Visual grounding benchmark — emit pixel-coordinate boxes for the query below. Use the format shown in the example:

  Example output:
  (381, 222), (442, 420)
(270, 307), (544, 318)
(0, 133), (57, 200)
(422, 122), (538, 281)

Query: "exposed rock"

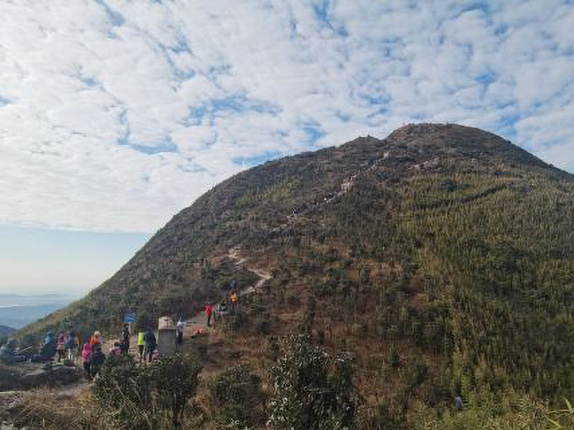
(0, 363), (81, 392)
(20, 364), (81, 388)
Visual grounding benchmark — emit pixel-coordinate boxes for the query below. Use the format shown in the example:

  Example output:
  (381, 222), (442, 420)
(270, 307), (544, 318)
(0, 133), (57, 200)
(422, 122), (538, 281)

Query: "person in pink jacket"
(81, 343), (92, 378)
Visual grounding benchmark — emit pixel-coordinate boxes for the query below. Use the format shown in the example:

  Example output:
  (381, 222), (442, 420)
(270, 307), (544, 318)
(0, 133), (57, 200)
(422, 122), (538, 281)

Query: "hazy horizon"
(0, 223), (150, 296)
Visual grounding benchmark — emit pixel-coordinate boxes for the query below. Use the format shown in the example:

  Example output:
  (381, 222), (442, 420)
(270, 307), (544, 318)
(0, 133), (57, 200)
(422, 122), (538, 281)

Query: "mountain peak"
(387, 122), (511, 148)
(17, 121), (574, 419)
(384, 122), (552, 170)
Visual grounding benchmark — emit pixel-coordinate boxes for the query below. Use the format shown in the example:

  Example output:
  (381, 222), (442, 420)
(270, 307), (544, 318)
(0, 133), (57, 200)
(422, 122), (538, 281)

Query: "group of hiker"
(0, 324), (160, 380)
(1, 278), (243, 372)
(205, 280), (239, 327)
(56, 331), (79, 363)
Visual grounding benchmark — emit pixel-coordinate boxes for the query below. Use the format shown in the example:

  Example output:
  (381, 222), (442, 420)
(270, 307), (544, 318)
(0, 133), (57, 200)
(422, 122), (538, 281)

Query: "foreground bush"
(93, 354), (202, 430)
(209, 364), (266, 427)
(268, 334), (361, 430)
(151, 355), (202, 429)
(93, 355), (156, 429)
(413, 394), (574, 430)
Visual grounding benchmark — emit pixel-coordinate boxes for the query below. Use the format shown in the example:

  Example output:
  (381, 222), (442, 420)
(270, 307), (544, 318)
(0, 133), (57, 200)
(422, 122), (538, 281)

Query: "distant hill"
(0, 295), (72, 329)
(20, 124), (574, 422)
(0, 325), (16, 336)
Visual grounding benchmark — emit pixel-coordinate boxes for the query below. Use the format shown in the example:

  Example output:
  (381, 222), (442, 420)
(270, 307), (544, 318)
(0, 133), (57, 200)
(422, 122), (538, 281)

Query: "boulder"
(0, 363), (81, 392)
(20, 364), (81, 388)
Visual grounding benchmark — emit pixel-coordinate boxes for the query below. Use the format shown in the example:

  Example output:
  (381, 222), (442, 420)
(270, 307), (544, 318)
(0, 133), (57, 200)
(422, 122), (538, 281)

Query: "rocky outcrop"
(0, 363), (81, 392)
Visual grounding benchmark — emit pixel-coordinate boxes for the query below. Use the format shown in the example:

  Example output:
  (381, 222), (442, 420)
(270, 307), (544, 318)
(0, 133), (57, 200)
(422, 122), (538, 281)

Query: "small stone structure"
(157, 317), (177, 357)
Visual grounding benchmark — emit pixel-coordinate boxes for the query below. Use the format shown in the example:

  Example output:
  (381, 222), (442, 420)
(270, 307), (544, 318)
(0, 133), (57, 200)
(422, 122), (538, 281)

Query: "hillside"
(19, 123), (574, 425)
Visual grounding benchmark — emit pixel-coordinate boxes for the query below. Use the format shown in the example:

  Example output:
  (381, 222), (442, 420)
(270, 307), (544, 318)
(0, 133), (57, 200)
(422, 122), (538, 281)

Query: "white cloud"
(0, 0), (573, 232)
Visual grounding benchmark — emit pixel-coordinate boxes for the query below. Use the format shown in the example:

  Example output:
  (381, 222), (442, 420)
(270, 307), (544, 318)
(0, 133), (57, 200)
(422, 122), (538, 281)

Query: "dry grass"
(9, 388), (95, 429)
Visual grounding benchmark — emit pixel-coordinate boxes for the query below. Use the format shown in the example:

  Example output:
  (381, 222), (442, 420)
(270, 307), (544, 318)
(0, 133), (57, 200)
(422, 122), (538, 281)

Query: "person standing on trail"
(176, 319), (184, 344)
(206, 303), (213, 327)
(110, 341), (122, 356)
(215, 300), (227, 322)
(454, 396), (464, 411)
(81, 343), (92, 378)
(56, 333), (66, 362)
(219, 300), (228, 313)
(137, 329), (145, 362)
(144, 327), (157, 364)
(90, 331), (102, 350)
(91, 347), (105, 378)
(230, 292), (238, 314)
(121, 323), (130, 355)
(66, 332), (79, 363)
(230, 279), (237, 291)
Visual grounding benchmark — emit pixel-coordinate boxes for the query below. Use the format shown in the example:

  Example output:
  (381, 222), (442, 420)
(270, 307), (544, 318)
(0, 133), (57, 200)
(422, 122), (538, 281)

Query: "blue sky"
(0, 0), (573, 294)
(0, 224), (149, 295)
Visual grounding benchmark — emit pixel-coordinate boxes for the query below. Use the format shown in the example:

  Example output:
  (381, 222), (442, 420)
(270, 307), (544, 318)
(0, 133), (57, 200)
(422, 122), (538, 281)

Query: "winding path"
(227, 247), (272, 295)
(184, 247), (271, 333)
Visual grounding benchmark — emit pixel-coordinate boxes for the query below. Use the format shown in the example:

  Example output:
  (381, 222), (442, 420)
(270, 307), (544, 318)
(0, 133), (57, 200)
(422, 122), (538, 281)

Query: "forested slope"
(19, 123), (574, 425)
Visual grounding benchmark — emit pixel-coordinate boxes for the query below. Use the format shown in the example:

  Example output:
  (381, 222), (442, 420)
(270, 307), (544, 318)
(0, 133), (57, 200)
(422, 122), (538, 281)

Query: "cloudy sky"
(1, 0), (573, 293)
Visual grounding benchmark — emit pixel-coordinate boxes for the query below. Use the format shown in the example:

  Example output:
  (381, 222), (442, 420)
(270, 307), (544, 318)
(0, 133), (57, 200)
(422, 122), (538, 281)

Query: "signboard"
(123, 312), (138, 323)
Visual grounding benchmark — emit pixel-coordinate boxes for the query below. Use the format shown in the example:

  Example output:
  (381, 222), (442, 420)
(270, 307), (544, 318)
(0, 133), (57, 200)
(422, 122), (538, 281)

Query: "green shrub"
(266, 336), (280, 361)
(93, 354), (202, 430)
(227, 311), (247, 331)
(209, 364), (266, 427)
(390, 349), (401, 369)
(268, 334), (361, 430)
(151, 355), (202, 429)
(93, 355), (155, 430)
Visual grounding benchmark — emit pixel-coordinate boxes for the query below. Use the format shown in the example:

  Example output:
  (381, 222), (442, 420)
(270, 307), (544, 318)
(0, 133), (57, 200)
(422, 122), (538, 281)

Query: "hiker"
(81, 343), (92, 378)
(90, 331), (102, 350)
(110, 341), (122, 356)
(215, 300), (228, 322)
(56, 333), (67, 362)
(206, 303), (213, 327)
(0, 339), (27, 364)
(230, 292), (238, 314)
(230, 279), (237, 291)
(144, 328), (157, 363)
(137, 329), (145, 362)
(44, 331), (56, 347)
(454, 396), (464, 411)
(91, 347), (105, 378)
(66, 332), (78, 363)
(121, 324), (130, 355)
(39, 331), (57, 361)
(176, 319), (184, 345)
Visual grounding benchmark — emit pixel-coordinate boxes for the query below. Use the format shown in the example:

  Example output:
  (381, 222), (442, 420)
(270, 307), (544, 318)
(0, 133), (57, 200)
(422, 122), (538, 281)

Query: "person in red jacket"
(205, 303), (213, 327)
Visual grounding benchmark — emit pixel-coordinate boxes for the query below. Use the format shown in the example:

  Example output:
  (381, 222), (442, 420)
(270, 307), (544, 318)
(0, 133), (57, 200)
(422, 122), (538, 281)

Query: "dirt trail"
(103, 247), (272, 347)
(182, 247), (271, 334)
(227, 246), (272, 295)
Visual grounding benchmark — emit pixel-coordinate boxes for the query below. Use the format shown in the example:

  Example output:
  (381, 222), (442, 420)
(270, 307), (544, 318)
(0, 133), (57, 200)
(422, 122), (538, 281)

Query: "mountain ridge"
(20, 123), (571, 334)
(0, 325), (16, 336)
